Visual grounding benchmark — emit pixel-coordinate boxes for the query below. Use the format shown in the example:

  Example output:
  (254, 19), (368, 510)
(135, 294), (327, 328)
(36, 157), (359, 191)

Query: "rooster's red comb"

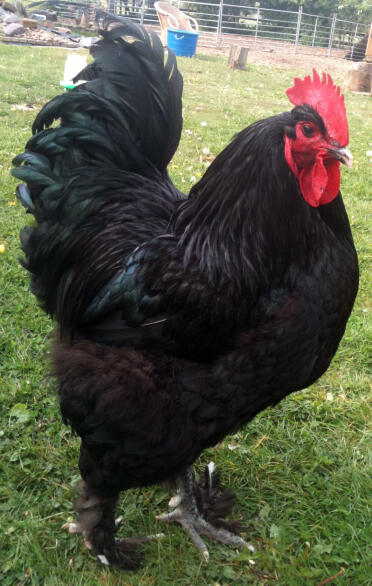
(286, 69), (348, 147)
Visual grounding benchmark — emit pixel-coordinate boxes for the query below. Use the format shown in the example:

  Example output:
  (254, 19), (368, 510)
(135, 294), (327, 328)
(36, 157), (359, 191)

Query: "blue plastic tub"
(167, 28), (199, 57)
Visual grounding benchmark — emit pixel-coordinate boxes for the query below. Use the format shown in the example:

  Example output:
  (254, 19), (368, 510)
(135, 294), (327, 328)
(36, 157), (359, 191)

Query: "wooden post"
(228, 45), (249, 70)
(366, 23), (372, 61)
(80, 12), (89, 29)
(346, 64), (372, 93)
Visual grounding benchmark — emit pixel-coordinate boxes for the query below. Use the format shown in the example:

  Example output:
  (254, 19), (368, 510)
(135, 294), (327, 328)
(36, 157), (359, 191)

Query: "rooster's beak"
(327, 146), (353, 168)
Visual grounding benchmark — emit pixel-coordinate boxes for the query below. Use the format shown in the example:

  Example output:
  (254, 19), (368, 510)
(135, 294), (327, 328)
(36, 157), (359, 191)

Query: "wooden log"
(346, 62), (372, 93)
(228, 45), (249, 70)
(21, 18), (39, 30)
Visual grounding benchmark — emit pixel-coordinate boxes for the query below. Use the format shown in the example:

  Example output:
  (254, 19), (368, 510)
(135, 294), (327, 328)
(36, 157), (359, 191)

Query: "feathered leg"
(64, 482), (144, 570)
(157, 464), (254, 561)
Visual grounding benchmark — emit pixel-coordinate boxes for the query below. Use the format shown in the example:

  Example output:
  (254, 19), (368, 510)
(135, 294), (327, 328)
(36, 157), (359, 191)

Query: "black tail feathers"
(30, 14), (183, 175)
(12, 16), (183, 322)
(13, 14), (183, 193)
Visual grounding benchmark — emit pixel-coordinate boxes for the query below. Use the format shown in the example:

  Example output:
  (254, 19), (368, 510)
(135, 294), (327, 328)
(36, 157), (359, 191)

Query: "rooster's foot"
(157, 464), (254, 561)
(157, 506), (252, 561)
(64, 482), (150, 570)
(62, 520), (93, 550)
(63, 509), (164, 569)
(63, 518), (164, 568)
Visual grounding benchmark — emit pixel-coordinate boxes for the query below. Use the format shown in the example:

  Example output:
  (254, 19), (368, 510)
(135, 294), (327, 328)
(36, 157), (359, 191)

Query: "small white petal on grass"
(201, 121), (207, 127)
(326, 392), (334, 402)
(228, 443), (239, 451)
(366, 150), (372, 157)
(202, 147), (210, 155)
(363, 308), (367, 313)
(190, 176), (196, 182)
(185, 129), (193, 135)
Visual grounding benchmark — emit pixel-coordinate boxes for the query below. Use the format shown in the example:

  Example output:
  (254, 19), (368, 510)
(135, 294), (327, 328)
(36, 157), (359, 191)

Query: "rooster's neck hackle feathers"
(172, 113), (315, 298)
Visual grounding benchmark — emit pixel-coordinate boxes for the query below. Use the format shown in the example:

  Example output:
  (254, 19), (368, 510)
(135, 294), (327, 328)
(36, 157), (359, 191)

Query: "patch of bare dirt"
(198, 42), (351, 77)
(248, 50), (351, 77)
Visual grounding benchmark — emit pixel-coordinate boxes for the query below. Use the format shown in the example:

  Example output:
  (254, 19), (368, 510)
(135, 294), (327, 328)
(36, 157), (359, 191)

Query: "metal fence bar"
(254, 7), (259, 48)
(294, 5), (302, 54)
(350, 22), (358, 60)
(140, 1), (145, 25)
(217, 0), (223, 46)
(328, 13), (337, 56)
(312, 17), (319, 47)
(223, 2), (298, 15)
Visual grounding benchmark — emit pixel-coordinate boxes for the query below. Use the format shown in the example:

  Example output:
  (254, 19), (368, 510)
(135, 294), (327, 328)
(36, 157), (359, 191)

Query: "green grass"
(0, 45), (371, 585)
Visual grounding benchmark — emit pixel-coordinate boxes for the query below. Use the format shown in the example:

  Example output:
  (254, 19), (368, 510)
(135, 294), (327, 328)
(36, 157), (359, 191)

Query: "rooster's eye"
(302, 124), (315, 137)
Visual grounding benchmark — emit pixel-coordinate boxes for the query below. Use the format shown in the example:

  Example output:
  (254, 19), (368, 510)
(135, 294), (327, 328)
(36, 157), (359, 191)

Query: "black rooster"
(13, 13), (358, 570)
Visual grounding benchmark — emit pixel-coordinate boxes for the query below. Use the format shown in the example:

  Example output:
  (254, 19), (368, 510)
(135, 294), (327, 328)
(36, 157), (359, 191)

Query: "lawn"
(0, 43), (371, 586)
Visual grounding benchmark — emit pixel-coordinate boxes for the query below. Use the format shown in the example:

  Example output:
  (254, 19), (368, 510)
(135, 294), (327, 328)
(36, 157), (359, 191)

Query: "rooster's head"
(284, 69), (351, 208)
